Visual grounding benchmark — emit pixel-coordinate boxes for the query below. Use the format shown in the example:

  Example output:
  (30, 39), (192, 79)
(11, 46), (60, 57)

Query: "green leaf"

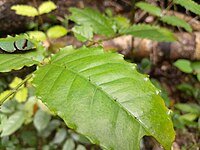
(38, 1), (57, 15)
(0, 35), (35, 52)
(33, 109), (51, 132)
(160, 16), (192, 32)
(174, 59), (193, 73)
(11, 5), (38, 17)
(173, 0), (200, 16)
(0, 50), (42, 72)
(1, 111), (25, 137)
(27, 31), (47, 41)
(113, 15), (130, 31)
(76, 145), (86, 150)
(62, 139), (75, 150)
(33, 47), (175, 150)
(69, 7), (115, 36)
(47, 25), (68, 39)
(72, 25), (93, 42)
(120, 24), (176, 42)
(52, 128), (67, 144)
(136, 2), (162, 16)
(15, 88), (28, 103)
(175, 103), (200, 114)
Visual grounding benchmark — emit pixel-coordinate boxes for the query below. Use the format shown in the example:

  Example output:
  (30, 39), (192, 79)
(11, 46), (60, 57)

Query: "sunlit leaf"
(47, 25), (68, 39)
(11, 5), (38, 17)
(38, 1), (57, 15)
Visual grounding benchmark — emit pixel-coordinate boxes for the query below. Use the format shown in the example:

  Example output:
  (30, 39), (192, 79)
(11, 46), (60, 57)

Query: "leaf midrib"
(51, 63), (151, 136)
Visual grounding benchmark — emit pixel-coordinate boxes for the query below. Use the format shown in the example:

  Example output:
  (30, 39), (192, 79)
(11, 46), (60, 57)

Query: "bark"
(102, 32), (200, 63)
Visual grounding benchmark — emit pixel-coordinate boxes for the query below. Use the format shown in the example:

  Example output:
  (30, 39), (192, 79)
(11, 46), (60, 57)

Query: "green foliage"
(69, 7), (116, 36)
(120, 24), (176, 42)
(72, 25), (93, 42)
(136, 2), (162, 17)
(160, 16), (192, 32)
(11, 1), (57, 17)
(47, 25), (68, 39)
(38, 1), (57, 15)
(28, 31), (47, 41)
(173, 0), (200, 15)
(174, 59), (200, 82)
(11, 5), (38, 17)
(1, 111), (25, 137)
(174, 59), (193, 73)
(33, 109), (51, 132)
(0, 34), (35, 52)
(33, 46), (175, 150)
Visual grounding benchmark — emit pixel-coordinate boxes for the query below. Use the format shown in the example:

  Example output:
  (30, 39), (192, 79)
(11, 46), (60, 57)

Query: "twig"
(86, 34), (121, 47)
(0, 74), (33, 106)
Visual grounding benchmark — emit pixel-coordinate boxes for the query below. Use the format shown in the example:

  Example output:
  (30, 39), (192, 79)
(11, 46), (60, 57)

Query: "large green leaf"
(120, 24), (176, 42)
(33, 47), (175, 150)
(69, 8), (115, 36)
(173, 0), (200, 16)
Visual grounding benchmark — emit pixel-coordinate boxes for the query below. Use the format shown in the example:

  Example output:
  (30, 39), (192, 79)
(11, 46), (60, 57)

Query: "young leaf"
(174, 59), (193, 73)
(120, 24), (176, 42)
(28, 31), (47, 41)
(11, 5), (38, 17)
(72, 25), (93, 42)
(38, 1), (57, 15)
(160, 16), (192, 32)
(15, 88), (28, 103)
(173, 0), (200, 15)
(1, 111), (25, 137)
(136, 2), (162, 17)
(33, 47), (175, 150)
(69, 7), (115, 36)
(33, 109), (51, 132)
(47, 25), (68, 39)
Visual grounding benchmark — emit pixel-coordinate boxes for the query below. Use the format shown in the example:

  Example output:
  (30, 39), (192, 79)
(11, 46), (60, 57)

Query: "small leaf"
(136, 2), (162, 16)
(120, 24), (176, 42)
(175, 103), (200, 114)
(27, 31), (47, 41)
(1, 111), (25, 137)
(160, 16), (192, 32)
(174, 59), (193, 73)
(76, 145), (86, 150)
(11, 5), (38, 17)
(62, 139), (75, 150)
(72, 25), (93, 42)
(47, 25), (68, 39)
(33, 109), (51, 132)
(15, 88), (28, 103)
(52, 128), (67, 144)
(38, 1), (57, 15)
(173, 0), (200, 16)
(9, 77), (23, 89)
(69, 7), (115, 36)
(180, 113), (198, 122)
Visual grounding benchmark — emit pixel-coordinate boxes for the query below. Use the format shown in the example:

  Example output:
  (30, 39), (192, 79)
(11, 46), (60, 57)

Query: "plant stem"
(86, 34), (121, 47)
(131, 0), (136, 23)
(0, 74), (33, 106)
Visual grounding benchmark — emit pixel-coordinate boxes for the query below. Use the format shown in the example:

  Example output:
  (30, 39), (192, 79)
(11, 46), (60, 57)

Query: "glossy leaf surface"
(33, 47), (175, 150)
